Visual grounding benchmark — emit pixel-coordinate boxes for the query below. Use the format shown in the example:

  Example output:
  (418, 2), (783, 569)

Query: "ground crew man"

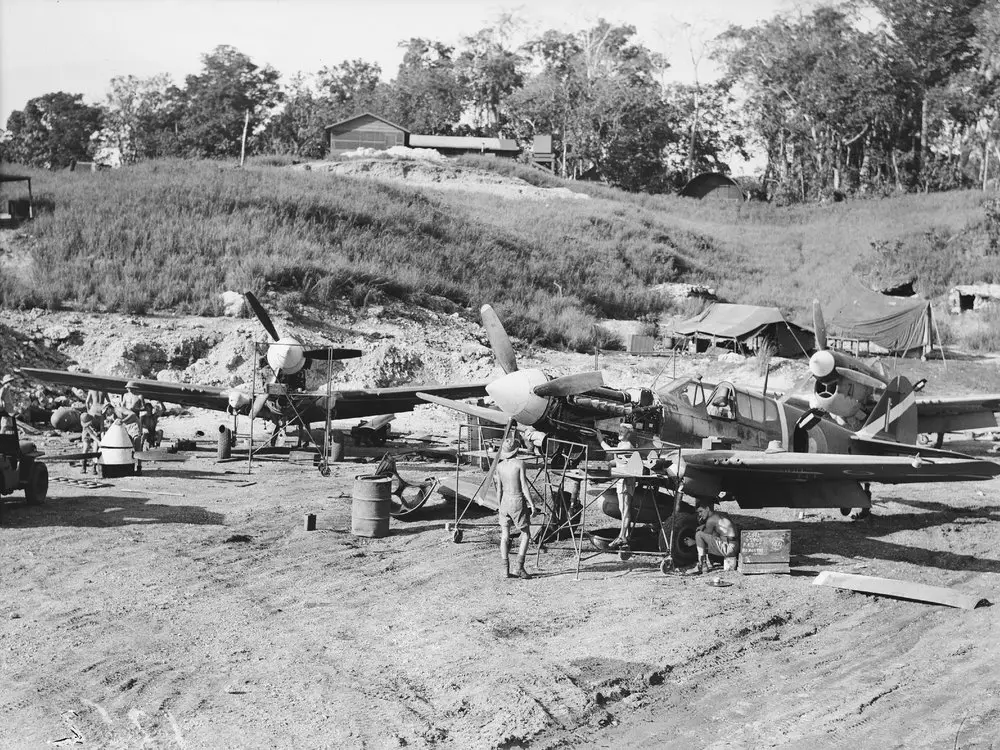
(493, 437), (537, 580)
(692, 498), (741, 573)
(80, 405), (104, 474)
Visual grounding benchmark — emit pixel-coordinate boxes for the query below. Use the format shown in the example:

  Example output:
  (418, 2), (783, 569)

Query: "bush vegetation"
(1, 158), (996, 349)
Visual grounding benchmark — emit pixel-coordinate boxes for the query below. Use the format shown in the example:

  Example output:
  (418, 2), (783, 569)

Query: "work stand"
(444, 429), (694, 579)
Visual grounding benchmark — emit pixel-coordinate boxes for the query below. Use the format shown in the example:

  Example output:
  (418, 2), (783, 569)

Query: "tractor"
(0, 417), (49, 515)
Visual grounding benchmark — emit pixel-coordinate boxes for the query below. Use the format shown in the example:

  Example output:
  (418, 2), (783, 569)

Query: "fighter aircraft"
(421, 305), (1000, 517)
(23, 291), (488, 441)
(798, 299), (1000, 445)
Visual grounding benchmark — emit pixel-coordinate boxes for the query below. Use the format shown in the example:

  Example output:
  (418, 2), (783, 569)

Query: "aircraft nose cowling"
(486, 369), (550, 425)
(809, 350), (836, 378)
(267, 337), (306, 375)
(227, 390), (250, 412)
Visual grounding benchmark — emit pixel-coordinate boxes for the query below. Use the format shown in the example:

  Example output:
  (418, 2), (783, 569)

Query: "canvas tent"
(824, 278), (935, 356)
(672, 303), (814, 357)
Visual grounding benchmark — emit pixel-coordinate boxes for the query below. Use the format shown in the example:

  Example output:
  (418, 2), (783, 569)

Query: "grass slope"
(1, 157), (997, 348)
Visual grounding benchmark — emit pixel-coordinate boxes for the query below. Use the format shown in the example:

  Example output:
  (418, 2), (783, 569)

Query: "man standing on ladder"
(494, 437), (537, 580)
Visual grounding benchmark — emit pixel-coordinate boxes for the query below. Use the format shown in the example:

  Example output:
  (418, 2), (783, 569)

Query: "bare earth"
(2, 304), (1000, 749)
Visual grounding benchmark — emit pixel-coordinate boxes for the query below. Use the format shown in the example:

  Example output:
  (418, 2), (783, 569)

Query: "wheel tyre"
(840, 507), (852, 517)
(670, 513), (699, 567)
(25, 462), (48, 504)
(660, 559), (672, 576)
(618, 548), (632, 562)
(452, 528), (464, 543)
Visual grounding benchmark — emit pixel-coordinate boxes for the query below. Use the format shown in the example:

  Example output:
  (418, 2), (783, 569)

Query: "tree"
(870, 0), (985, 188)
(97, 73), (183, 163)
(3, 92), (102, 167)
(456, 19), (525, 133)
(178, 45), (283, 158)
(381, 38), (467, 134)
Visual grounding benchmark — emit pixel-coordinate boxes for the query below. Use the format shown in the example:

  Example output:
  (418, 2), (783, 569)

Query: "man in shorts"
(692, 498), (741, 573)
(493, 437), (537, 580)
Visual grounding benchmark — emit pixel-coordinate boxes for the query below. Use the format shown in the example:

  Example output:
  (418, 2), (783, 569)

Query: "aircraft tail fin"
(858, 375), (918, 444)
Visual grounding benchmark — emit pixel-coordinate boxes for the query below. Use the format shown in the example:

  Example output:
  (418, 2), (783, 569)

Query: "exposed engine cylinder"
(567, 396), (631, 417)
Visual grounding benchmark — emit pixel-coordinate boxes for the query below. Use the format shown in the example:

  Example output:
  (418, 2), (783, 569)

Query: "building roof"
(678, 172), (745, 200)
(408, 134), (520, 152)
(324, 112), (409, 134)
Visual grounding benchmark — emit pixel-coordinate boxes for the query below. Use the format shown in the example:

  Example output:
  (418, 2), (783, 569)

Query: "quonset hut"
(678, 172), (746, 201)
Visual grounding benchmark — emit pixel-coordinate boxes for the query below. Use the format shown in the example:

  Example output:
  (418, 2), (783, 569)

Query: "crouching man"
(693, 498), (740, 573)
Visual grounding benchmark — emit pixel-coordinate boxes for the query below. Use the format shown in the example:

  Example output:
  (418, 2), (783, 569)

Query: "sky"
(0, 0), (819, 126)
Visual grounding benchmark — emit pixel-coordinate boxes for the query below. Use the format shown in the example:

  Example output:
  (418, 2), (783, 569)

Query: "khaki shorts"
(499, 501), (530, 533)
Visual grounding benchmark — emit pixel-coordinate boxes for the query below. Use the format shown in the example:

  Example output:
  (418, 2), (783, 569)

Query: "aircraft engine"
(567, 395), (631, 417)
(266, 337), (306, 375)
(485, 368), (550, 426)
(226, 390), (251, 413)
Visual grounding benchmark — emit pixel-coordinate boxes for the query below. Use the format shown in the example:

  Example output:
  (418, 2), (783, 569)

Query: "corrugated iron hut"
(679, 172), (746, 201)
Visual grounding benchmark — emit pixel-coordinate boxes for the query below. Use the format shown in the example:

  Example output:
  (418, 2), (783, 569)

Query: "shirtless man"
(693, 498), (740, 573)
(601, 423), (636, 548)
(493, 437), (537, 580)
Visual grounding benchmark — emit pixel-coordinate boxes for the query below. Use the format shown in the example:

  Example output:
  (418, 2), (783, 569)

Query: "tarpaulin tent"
(824, 278), (935, 356)
(672, 303), (814, 357)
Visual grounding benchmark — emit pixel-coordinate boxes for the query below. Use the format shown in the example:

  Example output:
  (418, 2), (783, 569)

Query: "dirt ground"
(2, 396), (1000, 749)
(2, 294), (1000, 748)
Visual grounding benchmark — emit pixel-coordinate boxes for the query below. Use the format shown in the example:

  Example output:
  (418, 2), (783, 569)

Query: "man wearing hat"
(0, 373), (18, 417)
(601, 423), (637, 548)
(80, 404), (105, 474)
(493, 436), (537, 580)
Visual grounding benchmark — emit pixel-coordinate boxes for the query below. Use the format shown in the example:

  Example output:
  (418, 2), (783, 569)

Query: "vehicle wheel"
(670, 513), (699, 567)
(24, 462), (48, 504)
(840, 507), (852, 517)
(452, 528), (464, 543)
(660, 559), (673, 576)
(317, 461), (330, 477)
(618, 547), (632, 562)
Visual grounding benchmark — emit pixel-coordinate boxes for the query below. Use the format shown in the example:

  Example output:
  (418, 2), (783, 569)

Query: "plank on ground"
(813, 570), (988, 609)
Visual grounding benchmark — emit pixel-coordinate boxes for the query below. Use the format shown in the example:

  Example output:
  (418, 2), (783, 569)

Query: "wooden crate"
(739, 528), (791, 575)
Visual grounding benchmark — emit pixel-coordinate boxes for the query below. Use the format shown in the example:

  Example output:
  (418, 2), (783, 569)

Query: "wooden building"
(324, 112), (523, 159)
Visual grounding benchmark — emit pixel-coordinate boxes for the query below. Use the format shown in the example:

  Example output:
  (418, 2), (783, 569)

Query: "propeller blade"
(480, 304), (518, 374)
(303, 347), (364, 361)
(779, 373), (814, 403)
(813, 299), (827, 351)
(533, 371), (605, 398)
(245, 291), (280, 342)
(838, 367), (887, 390)
(417, 392), (510, 425)
(250, 393), (269, 419)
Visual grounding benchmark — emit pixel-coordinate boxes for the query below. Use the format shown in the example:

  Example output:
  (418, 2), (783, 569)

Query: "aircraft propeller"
(244, 291), (363, 377)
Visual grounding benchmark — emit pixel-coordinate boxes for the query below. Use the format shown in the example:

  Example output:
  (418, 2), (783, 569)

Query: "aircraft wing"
(916, 395), (1000, 434)
(678, 448), (1000, 509)
(328, 382), (488, 420)
(22, 367), (246, 414)
(682, 449), (1000, 484)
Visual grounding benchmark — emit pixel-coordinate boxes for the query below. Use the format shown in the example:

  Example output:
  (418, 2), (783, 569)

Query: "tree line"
(2, 1), (998, 201)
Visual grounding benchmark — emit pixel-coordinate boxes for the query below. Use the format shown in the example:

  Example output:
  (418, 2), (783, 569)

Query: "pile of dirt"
(297, 155), (589, 202)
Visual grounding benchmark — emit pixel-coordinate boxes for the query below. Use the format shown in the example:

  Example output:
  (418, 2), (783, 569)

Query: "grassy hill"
(1, 156), (997, 349)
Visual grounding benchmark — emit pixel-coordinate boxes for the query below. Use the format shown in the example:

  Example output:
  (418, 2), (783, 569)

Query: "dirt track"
(3, 413), (1000, 749)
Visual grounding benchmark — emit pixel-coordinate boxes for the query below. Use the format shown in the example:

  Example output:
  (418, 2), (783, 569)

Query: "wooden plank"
(813, 571), (988, 609)
(436, 476), (498, 510)
(739, 560), (790, 575)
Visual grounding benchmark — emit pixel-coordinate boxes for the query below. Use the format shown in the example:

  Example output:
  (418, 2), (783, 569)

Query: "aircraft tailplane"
(858, 375), (918, 445)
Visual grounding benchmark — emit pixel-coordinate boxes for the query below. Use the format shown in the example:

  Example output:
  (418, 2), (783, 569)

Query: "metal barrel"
(329, 429), (344, 462)
(218, 425), (232, 460)
(351, 475), (391, 538)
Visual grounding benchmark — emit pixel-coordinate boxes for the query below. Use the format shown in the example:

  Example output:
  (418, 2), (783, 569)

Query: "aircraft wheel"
(618, 548), (632, 562)
(452, 528), (464, 544)
(24, 462), (48, 504)
(670, 513), (699, 566)
(840, 507), (852, 517)
(317, 461), (330, 478)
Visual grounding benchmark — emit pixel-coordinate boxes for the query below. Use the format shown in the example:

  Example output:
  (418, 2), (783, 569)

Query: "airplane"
(23, 291), (488, 450)
(796, 299), (1000, 446)
(421, 305), (1000, 520)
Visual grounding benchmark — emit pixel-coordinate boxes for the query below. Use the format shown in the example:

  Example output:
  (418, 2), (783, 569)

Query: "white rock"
(220, 291), (245, 317)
